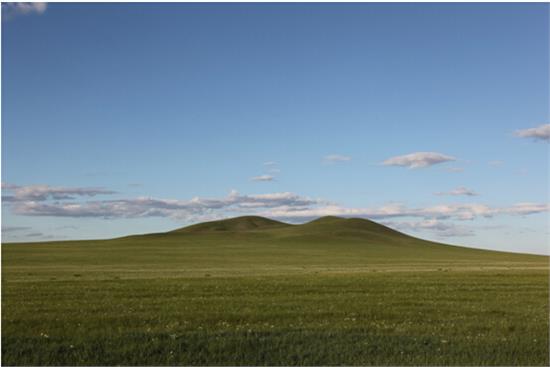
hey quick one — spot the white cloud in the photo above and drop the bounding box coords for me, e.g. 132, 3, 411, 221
324, 154, 352, 163
1, 226, 31, 233
4, 183, 547, 227
514, 124, 550, 142
2, 183, 116, 202
499, 202, 550, 216
251, 175, 275, 182
382, 220, 475, 238
435, 187, 478, 197
261, 202, 548, 222
383, 152, 456, 169
488, 160, 503, 167
2, 2, 47, 19
7, 189, 324, 220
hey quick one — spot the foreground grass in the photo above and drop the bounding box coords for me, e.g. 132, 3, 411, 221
2, 217, 549, 365
2, 270, 548, 365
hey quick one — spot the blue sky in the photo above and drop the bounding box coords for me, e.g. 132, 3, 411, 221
2, 3, 549, 254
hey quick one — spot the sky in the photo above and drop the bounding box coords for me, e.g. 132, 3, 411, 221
1, 3, 549, 255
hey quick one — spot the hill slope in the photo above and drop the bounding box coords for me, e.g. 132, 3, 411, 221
2, 216, 548, 366
2, 216, 546, 283
171, 215, 290, 233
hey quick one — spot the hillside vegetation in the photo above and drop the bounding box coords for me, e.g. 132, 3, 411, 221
2, 216, 548, 365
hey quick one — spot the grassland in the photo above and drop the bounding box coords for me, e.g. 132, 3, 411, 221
2, 216, 548, 365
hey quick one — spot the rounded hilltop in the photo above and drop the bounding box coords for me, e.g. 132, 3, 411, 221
171, 215, 290, 233
171, 215, 407, 238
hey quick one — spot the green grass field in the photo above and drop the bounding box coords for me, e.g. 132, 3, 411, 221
2, 216, 548, 365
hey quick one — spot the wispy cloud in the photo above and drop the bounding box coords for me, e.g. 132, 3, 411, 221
25, 232, 44, 238
21, 232, 61, 240
1, 183, 18, 190
488, 160, 503, 167
435, 187, 478, 197
446, 167, 464, 173
2, 2, 47, 20
379, 220, 504, 238
7, 189, 325, 220
55, 225, 78, 230
323, 154, 352, 164
264, 161, 281, 171
514, 124, 550, 142
251, 175, 275, 182
383, 152, 455, 169
382, 220, 475, 238
2, 223, 72, 242
255, 161, 280, 178
2, 183, 117, 202
4, 183, 547, 228
1, 226, 32, 233
262, 202, 549, 222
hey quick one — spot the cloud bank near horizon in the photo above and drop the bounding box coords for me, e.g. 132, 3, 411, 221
2, 184, 116, 202
2, 183, 547, 238
435, 187, 478, 197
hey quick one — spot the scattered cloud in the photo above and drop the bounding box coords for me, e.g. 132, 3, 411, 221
251, 175, 275, 182
383, 152, 455, 169
22, 232, 61, 240
498, 202, 550, 216
2, 183, 117, 202
262, 202, 549, 222
4, 184, 547, 231
435, 187, 478, 197
446, 167, 464, 173
255, 161, 280, 179
25, 232, 44, 238
382, 220, 475, 238
488, 160, 503, 167
324, 154, 352, 163
2, 225, 67, 242
1, 183, 19, 190
516, 168, 529, 176
55, 225, 78, 230
263, 161, 281, 171
412, 222, 509, 238
514, 124, 550, 142
2, 226, 31, 233
7, 189, 325, 220
2, 2, 47, 20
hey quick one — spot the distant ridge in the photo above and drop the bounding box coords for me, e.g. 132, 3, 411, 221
171, 215, 290, 233
167, 215, 416, 243
6, 215, 547, 264
113, 215, 546, 259
298, 216, 410, 237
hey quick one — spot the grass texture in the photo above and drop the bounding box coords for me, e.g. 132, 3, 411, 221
2, 216, 548, 365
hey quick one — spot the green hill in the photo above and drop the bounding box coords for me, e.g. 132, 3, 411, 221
3, 216, 546, 282
170, 215, 290, 233
2, 216, 548, 365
